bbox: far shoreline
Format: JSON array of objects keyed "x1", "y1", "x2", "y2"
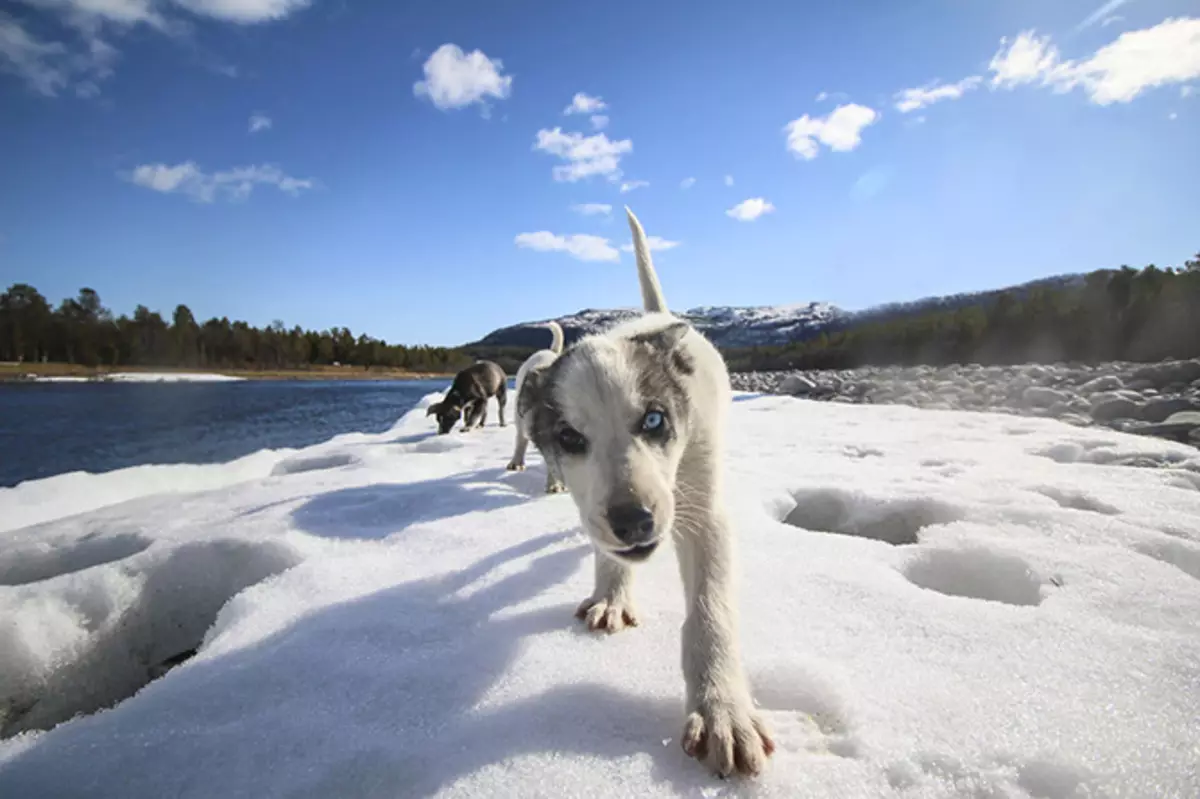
[{"x1": 0, "y1": 363, "x2": 455, "y2": 383}]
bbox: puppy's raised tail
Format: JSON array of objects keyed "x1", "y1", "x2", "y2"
[
  {"x1": 546, "y1": 320, "x2": 564, "y2": 354},
  {"x1": 625, "y1": 206, "x2": 668, "y2": 314}
]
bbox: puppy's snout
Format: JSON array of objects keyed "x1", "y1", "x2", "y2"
[{"x1": 606, "y1": 503, "x2": 656, "y2": 545}]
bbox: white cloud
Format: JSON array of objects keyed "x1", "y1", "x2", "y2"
[
  {"x1": 533, "y1": 127, "x2": 633, "y2": 182},
  {"x1": 589, "y1": 114, "x2": 608, "y2": 130},
  {"x1": 571, "y1": 203, "x2": 611, "y2": 216},
  {"x1": 1, "y1": 0, "x2": 309, "y2": 97},
  {"x1": 724, "y1": 174, "x2": 734, "y2": 186},
  {"x1": 413, "y1": 43, "x2": 512, "y2": 112},
  {"x1": 248, "y1": 112, "x2": 271, "y2": 133},
  {"x1": 894, "y1": 76, "x2": 982, "y2": 113},
  {"x1": 1076, "y1": 0, "x2": 1131, "y2": 31},
  {"x1": 620, "y1": 236, "x2": 679, "y2": 253},
  {"x1": 619, "y1": 180, "x2": 649, "y2": 194},
  {"x1": 725, "y1": 197, "x2": 775, "y2": 222},
  {"x1": 564, "y1": 92, "x2": 606, "y2": 115},
  {"x1": 784, "y1": 103, "x2": 879, "y2": 160},
  {"x1": 680, "y1": 176, "x2": 696, "y2": 189},
  {"x1": 1169, "y1": 111, "x2": 1178, "y2": 120},
  {"x1": 815, "y1": 91, "x2": 828, "y2": 102},
  {"x1": 126, "y1": 161, "x2": 314, "y2": 203},
  {"x1": 1101, "y1": 15, "x2": 1124, "y2": 27},
  {"x1": 514, "y1": 231, "x2": 619, "y2": 262},
  {"x1": 1181, "y1": 85, "x2": 1193, "y2": 98},
  {"x1": 989, "y1": 18, "x2": 1200, "y2": 105}
]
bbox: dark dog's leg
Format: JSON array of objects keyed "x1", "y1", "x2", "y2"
[
  {"x1": 496, "y1": 384, "x2": 507, "y2": 428},
  {"x1": 464, "y1": 400, "x2": 486, "y2": 431}
]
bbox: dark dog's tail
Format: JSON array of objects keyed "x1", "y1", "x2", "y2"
[
  {"x1": 546, "y1": 321, "x2": 564, "y2": 354},
  {"x1": 624, "y1": 207, "x2": 668, "y2": 314}
]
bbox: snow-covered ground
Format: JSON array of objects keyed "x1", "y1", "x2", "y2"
[
  {"x1": 2, "y1": 392, "x2": 1199, "y2": 798},
  {"x1": 28, "y1": 372, "x2": 244, "y2": 383}
]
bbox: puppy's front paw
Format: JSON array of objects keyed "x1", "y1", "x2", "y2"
[
  {"x1": 575, "y1": 595, "x2": 639, "y2": 633},
  {"x1": 505, "y1": 461, "x2": 525, "y2": 471},
  {"x1": 545, "y1": 481, "x2": 566, "y2": 494},
  {"x1": 681, "y1": 698, "x2": 775, "y2": 778}
]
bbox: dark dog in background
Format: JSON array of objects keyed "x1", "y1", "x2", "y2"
[{"x1": 427, "y1": 361, "x2": 508, "y2": 434}]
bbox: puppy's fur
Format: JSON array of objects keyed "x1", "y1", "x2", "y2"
[
  {"x1": 506, "y1": 321, "x2": 567, "y2": 493},
  {"x1": 427, "y1": 360, "x2": 508, "y2": 435},
  {"x1": 518, "y1": 208, "x2": 774, "y2": 777}
]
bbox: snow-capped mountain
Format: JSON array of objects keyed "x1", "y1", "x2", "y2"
[
  {"x1": 471, "y1": 302, "x2": 843, "y2": 350},
  {"x1": 469, "y1": 273, "x2": 1087, "y2": 351}
]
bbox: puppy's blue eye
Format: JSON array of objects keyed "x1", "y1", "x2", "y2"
[{"x1": 641, "y1": 411, "x2": 665, "y2": 432}]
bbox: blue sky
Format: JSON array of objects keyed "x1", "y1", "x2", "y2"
[{"x1": 1, "y1": 0, "x2": 1198, "y2": 346}]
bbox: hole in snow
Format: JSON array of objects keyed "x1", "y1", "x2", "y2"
[
  {"x1": 270, "y1": 452, "x2": 357, "y2": 477},
  {"x1": 1016, "y1": 758, "x2": 1102, "y2": 799},
  {"x1": 0, "y1": 532, "x2": 153, "y2": 587},
  {"x1": 1030, "y1": 487, "x2": 1121, "y2": 516},
  {"x1": 902, "y1": 546, "x2": 1044, "y2": 606},
  {"x1": 1132, "y1": 539, "x2": 1200, "y2": 582},
  {"x1": 0, "y1": 539, "x2": 302, "y2": 739},
  {"x1": 781, "y1": 488, "x2": 960, "y2": 546}
]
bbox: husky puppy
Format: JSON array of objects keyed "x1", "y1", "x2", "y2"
[
  {"x1": 426, "y1": 360, "x2": 507, "y2": 434},
  {"x1": 518, "y1": 208, "x2": 774, "y2": 778},
  {"x1": 506, "y1": 321, "x2": 567, "y2": 493}
]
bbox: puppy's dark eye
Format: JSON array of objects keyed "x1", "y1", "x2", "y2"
[
  {"x1": 640, "y1": 410, "x2": 667, "y2": 437},
  {"x1": 556, "y1": 424, "x2": 588, "y2": 455}
]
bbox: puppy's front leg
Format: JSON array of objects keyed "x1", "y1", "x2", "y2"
[
  {"x1": 675, "y1": 509, "x2": 774, "y2": 778},
  {"x1": 575, "y1": 548, "x2": 639, "y2": 633}
]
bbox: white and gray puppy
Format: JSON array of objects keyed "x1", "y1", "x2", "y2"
[
  {"x1": 506, "y1": 320, "x2": 567, "y2": 493},
  {"x1": 518, "y1": 207, "x2": 774, "y2": 778}
]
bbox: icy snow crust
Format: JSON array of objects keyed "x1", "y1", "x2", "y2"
[
  {"x1": 2, "y1": 392, "x2": 1199, "y2": 798},
  {"x1": 31, "y1": 372, "x2": 244, "y2": 383}
]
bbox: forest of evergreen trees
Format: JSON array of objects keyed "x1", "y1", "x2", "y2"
[
  {"x1": 3, "y1": 254, "x2": 1196, "y2": 377},
  {"x1": 721, "y1": 256, "x2": 1200, "y2": 373},
  {"x1": 0, "y1": 285, "x2": 472, "y2": 373}
]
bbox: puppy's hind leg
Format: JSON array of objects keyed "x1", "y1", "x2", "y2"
[
  {"x1": 674, "y1": 506, "x2": 775, "y2": 778},
  {"x1": 576, "y1": 548, "x2": 639, "y2": 633},
  {"x1": 496, "y1": 384, "x2": 507, "y2": 427}
]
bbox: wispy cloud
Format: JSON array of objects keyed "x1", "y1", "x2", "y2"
[
  {"x1": 725, "y1": 198, "x2": 775, "y2": 222},
  {"x1": 533, "y1": 128, "x2": 633, "y2": 182},
  {"x1": 894, "y1": 76, "x2": 982, "y2": 113},
  {"x1": 514, "y1": 231, "x2": 619, "y2": 262},
  {"x1": 785, "y1": 103, "x2": 879, "y2": 160},
  {"x1": 414, "y1": 43, "x2": 512, "y2": 113},
  {"x1": 589, "y1": 114, "x2": 608, "y2": 130},
  {"x1": 125, "y1": 161, "x2": 314, "y2": 203},
  {"x1": 564, "y1": 92, "x2": 607, "y2": 115},
  {"x1": 0, "y1": 1, "x2": 311, "y2": 97},
  {"x1": 619, "y1": 180, "x2": 649, "y2": 194},
  {"x1": 248, "y1": 112, "x2": 272, "y2": 133},
  {"x1": 620, "y1": 236, "x2": 679, "y2": 253},
  {"x1": 571, "y1": 203, "x2": 612, "y2": 216},
  {"x1": 989, "y1": 18, "x2": 1200, "y2": 105},
  {"x1": 1076, "y1": 0, "x2": 1132, "y2": 32},
  {"x1": 724, "y1": 174, "x2": 734, "y2": 187},
  {"x1": 680, "y1": 177, "x2": 696, "y2": 189}
]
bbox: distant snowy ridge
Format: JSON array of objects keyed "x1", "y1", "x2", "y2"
[{"x1": 471, "y1": 274, "x2": 1086, "y2": 350}]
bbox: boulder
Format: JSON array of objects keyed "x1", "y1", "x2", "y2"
[
  {"x1": 1131, "y1": 359, "x2": 1200, "y2": 388},
  {"x1": 1023, "y1": 386, "x2": 1070, "y2": 408},
  {"x1": 1091, "y1": 396, "x2": 1143, "y2": 423},
  {"x1": 1140, "y1": 396, "x2": 1200, "y2": 423},
  {"x1": 1078, "y1": 375, "x2": 1124, "y2": 393},
  {"x1": 779, "y1": 374, "x2": 818, "y2": 396},
  {"x1": 1140, "y1": 411, "x2": 1200, "y2": 443}
]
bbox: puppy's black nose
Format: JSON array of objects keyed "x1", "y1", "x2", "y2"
[{"x1": 606, "y1": 503, "x2": 656, "y2": 545}]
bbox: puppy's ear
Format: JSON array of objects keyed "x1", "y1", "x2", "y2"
[
  {"x1": 631, "y1": 321, "x2": 690, "y2": 352},
  {"x1": 426, "y1": 402, "x2": 441, "y2": 416}
]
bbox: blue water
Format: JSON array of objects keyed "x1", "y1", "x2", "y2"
[{"x1": 0, "y1": 379, "x2": 451, "y2": 488}]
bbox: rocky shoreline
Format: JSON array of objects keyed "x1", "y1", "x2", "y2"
[{"x1": 730, "y1": 359, "x2": 1200, "y2": 447}]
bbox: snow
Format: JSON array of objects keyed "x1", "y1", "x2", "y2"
[
  {"x1": 29, "y1": 372, "x2": 244, "y2": 383},
  {"x1": 2, "y1": 392, "x2": 1199, "y2": 798}
]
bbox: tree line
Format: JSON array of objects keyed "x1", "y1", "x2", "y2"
[
  {"x1": 721, "y1": 255, "x2": 1200, "y2": 373},
  {"x1": 0, "y1": 285, "x2": 472, "y2": 373},
  {"x1": 5, "y1": 253, "x2": 1197, "y2": 377}
]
